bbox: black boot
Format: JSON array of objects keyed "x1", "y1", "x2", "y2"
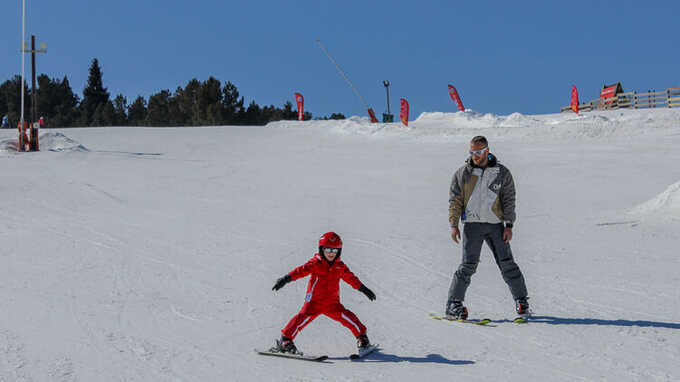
[
  {"x1": 356, "y1": 334, "x2": 370, "y2": 350},
  {"x1": 446, "y1": 300, "x2": 468, "y2": 320},
  {"x1": 273, "y1": 336, "x2": 299, "y2": 354},
  {"x1": 515, "y1": 297, "x2": 530, "y2": 315}
]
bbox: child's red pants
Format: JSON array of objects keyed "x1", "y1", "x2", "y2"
[{"x1": 282, "y1": 302, "x2": 366, "y2": 339}]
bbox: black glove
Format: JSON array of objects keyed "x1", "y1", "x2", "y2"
[
  {"x1": 272, "y1": 275, "x2": 291, "y2": 291},
  {"x1": 359, "y1": 284, "x2": 376, "y2": 301}
]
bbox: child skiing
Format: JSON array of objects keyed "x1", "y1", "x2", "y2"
[{"x1": 270, "y1": 232, "x2": 376, "y2": 355}]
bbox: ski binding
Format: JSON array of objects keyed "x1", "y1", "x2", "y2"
[{"x1": 350, "y1": 343, "x2": 379, "y2": 360}]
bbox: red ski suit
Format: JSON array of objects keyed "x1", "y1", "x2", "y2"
[{"x1": 281, "y1": 253, "x2": 367, "y2": 339}]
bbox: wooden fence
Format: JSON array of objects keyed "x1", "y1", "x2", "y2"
[{"x1": 560, "y1": 87, "x2": 680, "y2": 112}]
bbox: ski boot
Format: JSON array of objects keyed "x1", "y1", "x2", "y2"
[
  {"x1": 445, "y1": 300, "x2": 468, "y2": 320},
  {"x1": 272, "y1": 336, "x2": 299, "y2": 354},
  {"x1": 356, "y1": 334, "x2": 371, "y2": 350},
  {"x1": 515, "y1": 297, "x2": 530, "y2": 316}
]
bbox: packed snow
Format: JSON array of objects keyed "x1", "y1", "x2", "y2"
[{"x1": 1, "y1": 108, "x2": 679, "y2": 381}]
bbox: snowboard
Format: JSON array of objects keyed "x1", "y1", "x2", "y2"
[
  {"x1": 255, "y1": 349, "x2": 329, "y2": 362},
  {"x1": 350, "y1": 343, "x2": 379, "y2": 360},
  {"x1": 429, "y1": 313, "x2": 492, "y2": 326}
]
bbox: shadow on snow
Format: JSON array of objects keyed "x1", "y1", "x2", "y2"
[
  {"x1": 517, "y1": 316, "x2": 680, "y2": 329},
  {"x1": 328, "y1": 351, "x2": 474, "y2": 365}
]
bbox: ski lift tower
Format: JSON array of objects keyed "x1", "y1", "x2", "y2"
[{"x1": 382, "y1": 80, "x2": 394, "y2": 123}]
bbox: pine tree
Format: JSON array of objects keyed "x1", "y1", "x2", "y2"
[
  {"x1": 146, "y1": 90, "x2": 171, "y2": 126},
  {"x1": 54, "y1": 76, "x2": 80, "y2": 127},
  {"x1": 128, "y1": 96, "x2": 147, "y2": 126},
  {"x1": 222, "y1": 81, "x2": 244, "y2": 125},
  {"x1": 242, "y1": 100, "x2": 261, "y2": 125},
  {"x1": 113, "y1": 95, "x2": 128, "y2": 126},
  {"x1": 168, "y1": 87, "x2": 187, "y2": 126},
  {"x1": 282, "y1": 101, "x2": 296, "y2": 120},
  {"x1": 80, "y1": 58, "x2": 110, "y2": 126},
  {"x1": 36, "y1": 74, "x2": 55, "y2": 122},
  {"x1": 199, "y1": 77, "x2": 223, "y2": 125},
  {"x1": 180, "y1": 79, "x2": 201, "y2": 126},
  {"x1": 98, "y1": 100, "x2": 116, "y2": 126},
  {"x1": 0, "y1": 76, "x2": 29, "y2": 128}
]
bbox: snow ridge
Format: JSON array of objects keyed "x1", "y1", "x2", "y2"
[
  {"x1": 266, "y1": 108, "x2": 680, "y2": 141},
  {"x1": 630, "y1": 180, "x2": 680, "y2": 219}
]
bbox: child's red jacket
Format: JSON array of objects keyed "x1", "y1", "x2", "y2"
[{"x1": 288, "y1": 253, "x2": 363, "y2": 306}]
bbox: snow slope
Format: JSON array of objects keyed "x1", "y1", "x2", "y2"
[{"x1": 1, "y1": 108, "x2": 679, "y2": 381}]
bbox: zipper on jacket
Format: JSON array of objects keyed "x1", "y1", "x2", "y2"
[{"x1": 475, "y1": 167, "x2": 486, "y2": 220}]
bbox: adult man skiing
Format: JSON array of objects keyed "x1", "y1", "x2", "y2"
[
  {"x1": 270, "y1": 232, "x2": 376, "y2": 355},
  {"x1": 446, "y1": 136, "x2": 529, "y2": 320}
]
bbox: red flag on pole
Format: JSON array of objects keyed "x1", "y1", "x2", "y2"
[
  {"x1": 570, "y1": 86, "x2": 579, "y2": 114},
  {"x1": 400, "y1": 98, "x2": 409, "y2": 126},
  {"x1": 294, "y1": 93, "x2": 304, "y2": 121},
  {"x1": 367, "y1": 108, "x2": 379, "y2": 123},
  {"x1": 448, "y1": 85, "x2": 465, "y2": 112}
]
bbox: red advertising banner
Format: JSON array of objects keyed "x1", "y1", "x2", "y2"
[
  {"x1": 600, "y1": 85, "x2": 616, "y2": 99},
  {"x1": 600, "y1": 83, "x2": 624, "y2": 105},
  {"x1": 294, "y1": 93, "x2": 304, "y2": 121},
  {"x1": 570, "y1": 86, "x2": 579, "y2": 114},
  {"x1": 448, "y1": 84, "x2": 465, "y2": 111},
  {"x1": 367, "y1": 108, "x2": 379, "y2": 123},
  {"x1": 400, "y1": 98, "x2": 409, "y2": 126}
]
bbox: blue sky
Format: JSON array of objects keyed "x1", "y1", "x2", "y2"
[{"x1": 1, "y1": 1, "x2": 678, "y2": 119}]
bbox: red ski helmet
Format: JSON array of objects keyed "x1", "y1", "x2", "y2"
[{"x1": 319, "y1": 232, "x2": 342, "y2": 249}]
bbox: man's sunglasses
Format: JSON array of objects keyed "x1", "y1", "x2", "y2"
[
  {"x1": 469, "y1": 147, "x2": 488, "y2": 156},
  {"x1": 323, "y1": 247, "x2": 340, "y2": 254}
]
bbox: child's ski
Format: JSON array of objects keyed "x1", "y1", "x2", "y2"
[
  {"x1": 349, "y1": 344, "x2": 379, "y2": 360},
  {"x1": 429, "y1": 313, "x2": 493, "y2": 326},
  {"x1": 255, "y1": 349, "x2": 329, "y2": 362}
]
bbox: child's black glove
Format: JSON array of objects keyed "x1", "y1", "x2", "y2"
[
  {"x1": 272, "y1": 275, "x2": 292, "y2": 291},
  {"x1": 359, "y1": 284, "x2": 376, "y2": 301}
]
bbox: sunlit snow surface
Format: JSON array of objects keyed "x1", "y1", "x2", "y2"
[{"x1": 1, "y1": 109, "x2": 679, "y2": 381}]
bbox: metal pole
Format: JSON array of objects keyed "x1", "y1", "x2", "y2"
[
  {"x1": 385, "y1": 83, "x2": 391, "y2": 115},
  {"x1": 20, "y1": 0, "x2": 26, "y2": 151},
  {"x1": 31, "y1": 35, "x2": 36, "y2": 124}
]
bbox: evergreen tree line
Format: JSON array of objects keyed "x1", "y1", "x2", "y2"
[{"x1": 0, "y1": 58, "x2": 345, "y2": 128}]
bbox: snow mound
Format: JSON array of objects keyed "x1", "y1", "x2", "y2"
[
  {"x1": 629, "y1": 181, "x2": 680, "y2": 218},
  {"x1": 0, "y1": 138, "x2": 19, "y2": 152},
  {"x1": 39, "y1": 132, "x2": 89, "y2": 152},
  {"x1": 266, "y1": 108, "x2": 680, "y2": 141}
]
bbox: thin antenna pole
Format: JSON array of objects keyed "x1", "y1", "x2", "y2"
[
  {"x1": 316, "y1": 39, "x2": 369, "y2": 109},
  {"x1": 20, "y1": 0, "x2": 26, "y2": 149}
]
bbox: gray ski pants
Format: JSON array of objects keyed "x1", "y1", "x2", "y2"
[{"x1": 447, "y1": 223, "x2": 528, "y2": 305}]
